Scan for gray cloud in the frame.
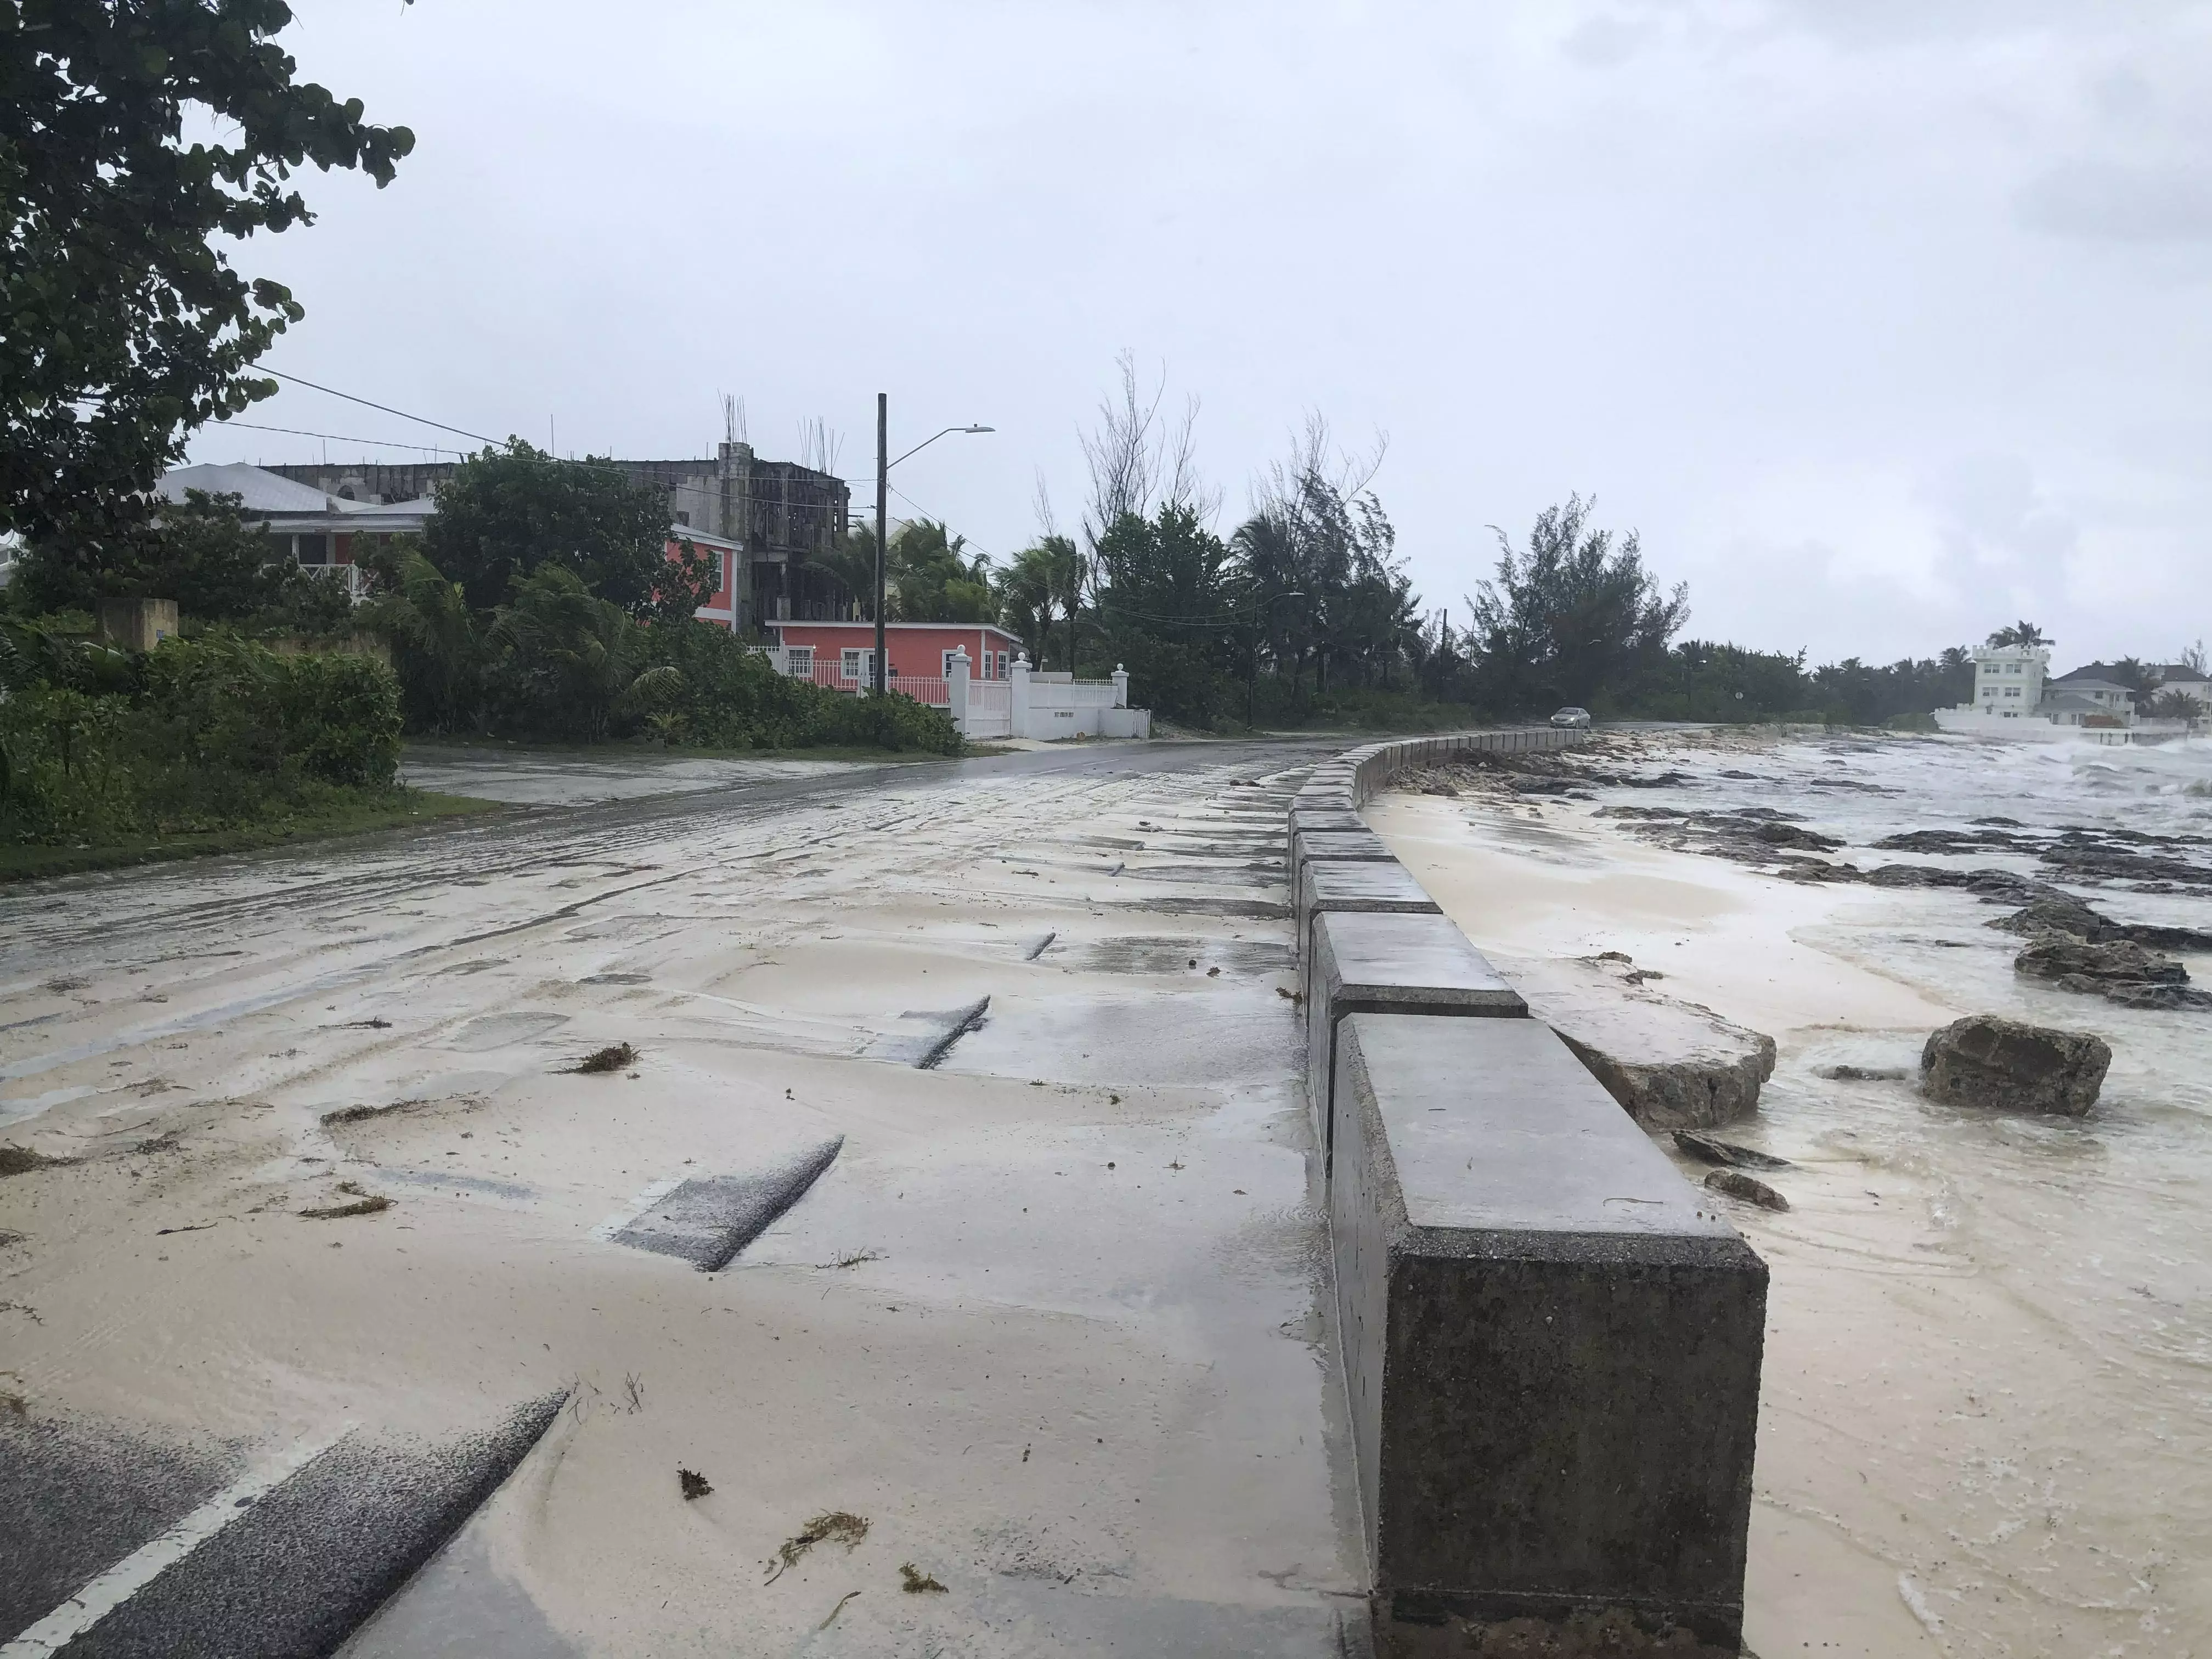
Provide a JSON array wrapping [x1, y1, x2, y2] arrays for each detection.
[[179, 1, 2211, 668], [2016, 159, 2212, 242]]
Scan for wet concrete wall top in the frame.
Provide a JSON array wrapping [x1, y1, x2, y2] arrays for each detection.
[[1288, 725, 1765, 1655]]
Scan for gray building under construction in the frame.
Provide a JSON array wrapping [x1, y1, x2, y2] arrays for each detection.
[[269, 441, 853, 631]]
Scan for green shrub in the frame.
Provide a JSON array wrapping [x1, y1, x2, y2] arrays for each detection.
[[1, 630, 404, 845]]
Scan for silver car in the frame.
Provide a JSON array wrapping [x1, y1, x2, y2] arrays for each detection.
[[1549, 706, 1593, 729]]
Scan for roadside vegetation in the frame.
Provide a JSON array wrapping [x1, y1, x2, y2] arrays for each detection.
[[0, 616, 489, 876]]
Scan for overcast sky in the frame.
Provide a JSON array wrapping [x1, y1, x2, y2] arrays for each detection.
[[184, 1, 2212, 668]]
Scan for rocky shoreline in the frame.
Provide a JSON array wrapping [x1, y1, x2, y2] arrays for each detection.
[[1402, 735, 2212, 1028]]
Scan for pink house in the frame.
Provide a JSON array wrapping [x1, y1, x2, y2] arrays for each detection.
[[765, 620, 1025, 690]]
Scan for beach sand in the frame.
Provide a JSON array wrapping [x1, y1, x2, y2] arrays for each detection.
[[1370, 777, 2212, 1659]]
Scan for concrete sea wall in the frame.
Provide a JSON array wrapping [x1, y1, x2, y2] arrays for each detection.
[[1291, 731, 1767, 1654]]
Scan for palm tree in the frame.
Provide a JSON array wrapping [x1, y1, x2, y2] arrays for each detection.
[[489, 566, 682, 741], [1985, 620, 2052, 649], [359, 550, 480, 732]]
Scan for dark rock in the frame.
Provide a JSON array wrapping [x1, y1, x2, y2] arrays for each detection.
[[1860, 864, 1977, 889], [1510, 776, 1574, 795], [1704, 1169, 1790, 1211], [1719, 769, 1760, 780], [1994, 895, 2117, 940], [2094, 981, 2212, 1011], [1673, 1130, 1793, 1170], [1872, 828, 2019, 853], [1731, 807, 1806, 822], [1752, 821, 1843, 851], [1815, 1064, 1909, 1081], [1990, 894, 2212, 953], [1920, 1015, 2111, 1115], [2016, 938, 2187, 986]]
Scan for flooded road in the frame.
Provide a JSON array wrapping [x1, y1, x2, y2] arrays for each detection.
[[0, 740, 1365, 1657]]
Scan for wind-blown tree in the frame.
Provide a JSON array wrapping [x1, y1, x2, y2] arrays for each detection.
[[3, 1, 413, 569], [1985, 620, 2052, 649], [995, 533, 1084, 669], [484, 565, 682, 742], [359, 549, 480, 733], [425, 443, 675, 616], [1808, 650, 1973, 724], [886, 520, 994, 623], [1467, 496, 1688, 712], [1094, 504, 1238, 724], [1231, 417, 1416, 708], [819, 523, 882, 622], [2148, 687, 2206, 725]]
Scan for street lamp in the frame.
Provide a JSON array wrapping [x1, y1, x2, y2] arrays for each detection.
[[873, 395, 994, 694]]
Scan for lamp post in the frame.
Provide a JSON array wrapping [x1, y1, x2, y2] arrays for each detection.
[[872, 397, 994, 695]]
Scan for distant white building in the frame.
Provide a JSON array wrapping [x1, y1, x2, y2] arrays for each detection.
[[1960, 643, 2050, 719], [1937, 642, 2154, 741]]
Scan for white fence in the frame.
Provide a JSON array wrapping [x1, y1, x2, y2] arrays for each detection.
[[755, 646, 1148, 741]]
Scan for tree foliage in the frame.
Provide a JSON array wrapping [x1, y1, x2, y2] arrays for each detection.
[[2, 0, 414, 556], [1465, 496, 1688, 712], [424, 442, 675, 615], [886, 519, 994, 622]]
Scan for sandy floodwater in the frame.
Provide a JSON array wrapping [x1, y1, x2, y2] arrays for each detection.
[[0, 743, 1365, 1656], [1370, 731, 2212, 1659]]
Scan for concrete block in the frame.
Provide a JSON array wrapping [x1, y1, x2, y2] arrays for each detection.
[[1332, 1014, 1764, 1651], [1296, 859, 1442, 993], [1306, 909, 1525, 1153], [1291, 828, 1395, 884], [1289, 806, 1369, 840]]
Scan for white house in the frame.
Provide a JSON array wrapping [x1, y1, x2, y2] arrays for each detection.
[[159, 462, 436, 599], [1957, 644, 2052, 719], [1937, 642, 2148, 740]]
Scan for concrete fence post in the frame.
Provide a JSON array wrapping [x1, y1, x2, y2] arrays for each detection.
[[949, 646, 971, 737], [1010, 652, 1032, 740], [1111, 663, 1129, 708]]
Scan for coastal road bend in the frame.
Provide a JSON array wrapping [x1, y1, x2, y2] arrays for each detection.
[[0, 738, 1369, 1657]]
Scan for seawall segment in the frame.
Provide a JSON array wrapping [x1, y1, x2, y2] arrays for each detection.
[[1292, 729, 1767, 1655]]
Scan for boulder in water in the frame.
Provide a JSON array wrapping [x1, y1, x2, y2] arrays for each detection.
[[1705, 1169, 1790, 1211], [1496, 953, 1777, 1129], [1673, 1130, 1793, 1170], [1920, 1014, 2110, 1116], [2016, 937, 2187, 987]]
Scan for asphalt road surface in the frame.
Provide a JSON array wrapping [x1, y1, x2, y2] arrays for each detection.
[[0, 738, 1370, 1657]]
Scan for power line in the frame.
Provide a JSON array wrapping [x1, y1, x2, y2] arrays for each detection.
[[262, 369, 502, 448], [212, 419, 463, 455], [254, 369, 856, 511]]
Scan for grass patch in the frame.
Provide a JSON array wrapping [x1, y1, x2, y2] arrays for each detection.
[[403, 736, 961, 767], [300, 1181, 392, 1219], [0, 790, 501, 884], [320, 1098, 430, 1127], [899, 1563, 948, 1594], [1, 1146, 74, 1178], [769, 1511, 870, 1583], [566, 1042, 637, 1075]]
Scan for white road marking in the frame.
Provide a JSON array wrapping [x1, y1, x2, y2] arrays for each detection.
[[0, 1423, 354, 1658], [590, 1175, 687, 1242]]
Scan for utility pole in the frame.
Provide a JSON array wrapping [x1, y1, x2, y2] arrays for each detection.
[[874, 392, 889, 695]]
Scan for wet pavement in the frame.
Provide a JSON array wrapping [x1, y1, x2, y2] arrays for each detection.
[[0, 740, 1364, 1656]]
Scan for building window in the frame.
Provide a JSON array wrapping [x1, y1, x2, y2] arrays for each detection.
[[942, 649, 960, 678], [841, 647, 867, 682], [294, 533, 331, 566], [996, 651, 1008, 679], [675, 510, 690, 526], [788, 647, 813, 676]]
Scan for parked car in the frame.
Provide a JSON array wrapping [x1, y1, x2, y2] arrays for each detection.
[[1549, 707, 1592, 729]]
